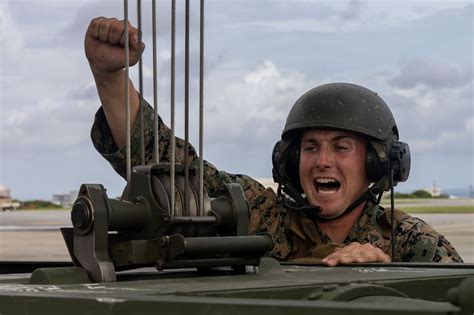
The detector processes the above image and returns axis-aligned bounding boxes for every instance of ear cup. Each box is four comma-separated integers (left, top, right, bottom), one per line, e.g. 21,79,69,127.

272,140,287,184
366,140,411,185
390,141,411,183
286,138,301,192
272,138,303,193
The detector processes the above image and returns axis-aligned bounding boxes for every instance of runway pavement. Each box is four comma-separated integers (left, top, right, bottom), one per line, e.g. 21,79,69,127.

0,209,473,262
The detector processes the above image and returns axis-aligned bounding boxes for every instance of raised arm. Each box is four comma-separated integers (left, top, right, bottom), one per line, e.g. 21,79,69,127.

86,17,282,252
85,17,144,148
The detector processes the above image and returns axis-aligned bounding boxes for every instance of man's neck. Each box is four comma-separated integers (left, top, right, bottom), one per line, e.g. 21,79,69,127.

316,202,367,243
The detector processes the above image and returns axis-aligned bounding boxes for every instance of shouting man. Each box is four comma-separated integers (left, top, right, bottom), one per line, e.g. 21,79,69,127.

85,17,462,265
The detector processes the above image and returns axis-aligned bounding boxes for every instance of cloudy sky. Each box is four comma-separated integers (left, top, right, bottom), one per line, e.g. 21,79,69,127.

0,0,473,200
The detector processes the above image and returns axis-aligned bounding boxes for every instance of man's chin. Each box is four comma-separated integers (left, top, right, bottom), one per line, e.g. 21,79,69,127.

308,197,346,218
315,206,346,220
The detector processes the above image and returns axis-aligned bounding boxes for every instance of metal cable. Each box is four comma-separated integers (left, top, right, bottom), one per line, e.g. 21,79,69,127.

137,0,145,165
170,0,176,216
152,0,159,163
184,0,190,215
198,0,205,215
124,0,131,183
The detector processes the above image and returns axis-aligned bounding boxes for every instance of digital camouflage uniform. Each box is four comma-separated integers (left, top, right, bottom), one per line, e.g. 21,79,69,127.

91,103,463,263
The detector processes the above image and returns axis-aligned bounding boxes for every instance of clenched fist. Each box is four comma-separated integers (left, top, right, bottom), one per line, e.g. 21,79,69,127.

84,17,145,75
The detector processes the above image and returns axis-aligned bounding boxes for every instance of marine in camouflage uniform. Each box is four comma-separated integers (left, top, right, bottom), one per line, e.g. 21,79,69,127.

91,101,463,263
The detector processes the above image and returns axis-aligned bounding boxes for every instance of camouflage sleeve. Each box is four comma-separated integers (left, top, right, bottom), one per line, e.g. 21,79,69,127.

397,219,463,263
90,102,197,179
90,101,279,232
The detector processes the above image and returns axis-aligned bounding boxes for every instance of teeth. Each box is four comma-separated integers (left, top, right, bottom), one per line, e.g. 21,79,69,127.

316,178,338,184
318,190,336,195
315,177,340,195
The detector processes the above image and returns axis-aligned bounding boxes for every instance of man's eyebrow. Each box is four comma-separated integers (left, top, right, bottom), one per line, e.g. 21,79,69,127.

301,135,356,143
301,138,318,144
331,135,356,142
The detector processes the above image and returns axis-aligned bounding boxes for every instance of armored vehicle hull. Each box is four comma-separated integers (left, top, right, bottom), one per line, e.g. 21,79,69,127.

1,260,473,314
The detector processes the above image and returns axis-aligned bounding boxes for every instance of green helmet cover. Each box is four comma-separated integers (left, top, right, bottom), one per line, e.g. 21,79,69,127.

282,82,398,142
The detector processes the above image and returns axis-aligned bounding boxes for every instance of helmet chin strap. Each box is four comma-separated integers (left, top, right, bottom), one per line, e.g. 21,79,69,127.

314,177,390,222
277,184,322,218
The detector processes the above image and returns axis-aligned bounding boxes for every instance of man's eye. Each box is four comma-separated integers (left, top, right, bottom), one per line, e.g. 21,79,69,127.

335,145,349,151
303,146,317,152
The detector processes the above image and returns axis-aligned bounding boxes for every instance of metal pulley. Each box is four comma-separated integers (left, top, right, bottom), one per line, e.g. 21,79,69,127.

63,163,272,282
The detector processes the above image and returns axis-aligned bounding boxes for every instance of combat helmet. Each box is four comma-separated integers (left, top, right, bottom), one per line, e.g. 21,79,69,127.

272,82,410,217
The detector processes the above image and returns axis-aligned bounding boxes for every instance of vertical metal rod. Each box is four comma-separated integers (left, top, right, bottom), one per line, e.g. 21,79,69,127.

124,0,131,182
152,0,159,163
170,0,176,216
184,0,190,215
137,0,145,165
198,0,205,215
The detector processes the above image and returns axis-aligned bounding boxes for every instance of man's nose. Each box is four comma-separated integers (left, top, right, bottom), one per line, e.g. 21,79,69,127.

316,147,334,170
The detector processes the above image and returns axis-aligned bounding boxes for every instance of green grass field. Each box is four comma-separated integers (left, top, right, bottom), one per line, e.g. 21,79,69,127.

377,198,473,213
381,198,469,204
401,206,474,214
379,204,474,213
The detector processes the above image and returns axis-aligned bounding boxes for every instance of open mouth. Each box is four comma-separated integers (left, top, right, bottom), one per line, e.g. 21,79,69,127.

314,177,341,195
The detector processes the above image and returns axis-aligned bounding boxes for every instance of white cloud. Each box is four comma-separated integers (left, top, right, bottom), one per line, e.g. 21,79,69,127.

0,1,23,67
466,117,474,133
1,83,98,154
412,127,473,153
392,85,438,110
388,61,474,156
203,60,311,142
219,0,470,33
390,60,472,90
159,50,172,61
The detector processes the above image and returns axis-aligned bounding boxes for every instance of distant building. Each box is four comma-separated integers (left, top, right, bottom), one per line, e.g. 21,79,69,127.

0,185,10,199
52,190,78,207
423,187,442,197
0,185,20,211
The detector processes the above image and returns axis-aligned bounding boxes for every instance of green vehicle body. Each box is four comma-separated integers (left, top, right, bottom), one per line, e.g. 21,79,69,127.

1,259,473,314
